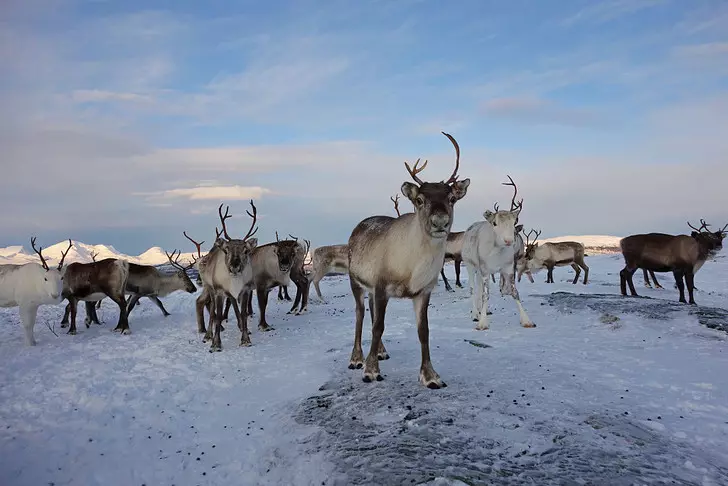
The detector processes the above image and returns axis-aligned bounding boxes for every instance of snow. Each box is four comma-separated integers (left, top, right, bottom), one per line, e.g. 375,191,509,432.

1,253,728,485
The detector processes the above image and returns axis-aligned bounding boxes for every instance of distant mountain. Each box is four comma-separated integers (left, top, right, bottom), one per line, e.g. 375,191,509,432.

0,241,201,267
540,235,623,255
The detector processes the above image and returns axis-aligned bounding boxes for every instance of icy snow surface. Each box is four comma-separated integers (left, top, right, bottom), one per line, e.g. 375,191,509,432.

1,254,728,485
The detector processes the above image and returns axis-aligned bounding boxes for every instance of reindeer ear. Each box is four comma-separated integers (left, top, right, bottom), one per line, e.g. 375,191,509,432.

246,238,258,248
691,231,699,238
515,224,523,233
401,182,419,203
483,210,495,221
450,178,470,200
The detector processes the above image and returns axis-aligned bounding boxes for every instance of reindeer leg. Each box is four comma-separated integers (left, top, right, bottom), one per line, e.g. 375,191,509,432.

363,287,388,383
247,290,254,316
61,301,70,327
84,301,96,327
651,271,663,289
441,266,453,292
313,275,326,303
236,291,251,346
684,270,696,305
475,267,490,330
621,266,639,296
126,294,142,317
467,264,480,321
20,304,39,346
210,295,223,352
527,271,534,283
68,298,78,335
365,292,388,360
571,263,580,285
580,260,589,285
277,285,284,301
283,285,291,301
222,297,231,324
508,272,535,328
643,268,652,288
348,280,366,370
256,286,274,331
455,259,463,288
111,293,130,335
196,291,208,335
149,296,170,317
673,269,687,304
414,291,445,389
96,298,103,309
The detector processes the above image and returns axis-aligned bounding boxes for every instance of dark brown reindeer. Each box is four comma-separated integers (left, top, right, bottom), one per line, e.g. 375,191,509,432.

193,201,259,351
61,258,131,335
440,231,465,292
60,248,102,327
619,219,726,305
347,131,470,388
287,236,312,315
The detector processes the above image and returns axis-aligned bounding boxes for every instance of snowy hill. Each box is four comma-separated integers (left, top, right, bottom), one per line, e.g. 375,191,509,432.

540,235,623,255
0,241,200,267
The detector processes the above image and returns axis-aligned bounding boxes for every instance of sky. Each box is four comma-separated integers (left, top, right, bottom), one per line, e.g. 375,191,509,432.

1,0,727,255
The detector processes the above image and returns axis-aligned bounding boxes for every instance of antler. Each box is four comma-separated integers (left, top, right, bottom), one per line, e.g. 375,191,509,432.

243,199,258,241
404,158,428,185
524,228,541,247
166,249,194,271
503,175,520,211
687,219,710,233
493,202,500,212
391,194,401,217
183,231,205,258
57,239,72,270
288,233,299,241
30,237,50,271
441,131,460,184
275,231,280,242
217,203,233,240
90,250,99,262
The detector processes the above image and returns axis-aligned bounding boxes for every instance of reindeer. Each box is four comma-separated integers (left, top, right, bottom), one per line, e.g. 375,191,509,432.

61,248,102,327
0,238,71,345
516,230,589,284
619,220,726,305
192,202,258,351
309,244,349,302
347,131,470,388
440,231,465,292
61,257,131,335
125,250,197,316
462,176,535,331
285,235,312,315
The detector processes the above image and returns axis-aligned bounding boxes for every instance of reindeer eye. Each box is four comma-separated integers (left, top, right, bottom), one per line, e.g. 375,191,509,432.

415,196,425,207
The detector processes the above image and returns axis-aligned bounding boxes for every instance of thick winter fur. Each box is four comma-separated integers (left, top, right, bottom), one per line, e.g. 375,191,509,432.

619,224,725,304
61,258,131,335
0,263,64,345
462,209,535,331
516,241,589,284
347,131,470,389
440,231,465,291
310,244,349,302
196,237,257,351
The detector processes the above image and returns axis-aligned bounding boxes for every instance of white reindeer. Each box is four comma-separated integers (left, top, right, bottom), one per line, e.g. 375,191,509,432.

0,238,72,345
462,176,535,330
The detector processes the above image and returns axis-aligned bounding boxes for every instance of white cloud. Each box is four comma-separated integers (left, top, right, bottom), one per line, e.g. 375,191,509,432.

480,96,606,127
561,0,667,26
72,90,154,103
139,185,272,201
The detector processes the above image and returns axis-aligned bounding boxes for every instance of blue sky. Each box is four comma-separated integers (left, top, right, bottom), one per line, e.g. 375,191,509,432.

1,0,727,254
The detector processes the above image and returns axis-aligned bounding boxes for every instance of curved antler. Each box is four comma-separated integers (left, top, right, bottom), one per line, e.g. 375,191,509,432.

218,203,232,240
243,200,258,241
687,220,710,233
493,202,500,212
524,228,541,247
57,239,72,270
441,131,460,184
391,194,401,216
30,237,50,271
183,231,205,257
288,233,299,241
503,175,520,211
404,158,428,185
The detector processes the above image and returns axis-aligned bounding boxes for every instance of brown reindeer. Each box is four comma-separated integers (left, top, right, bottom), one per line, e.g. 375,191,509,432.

61,258,131,335
619,219,726,305
125,250,197,316
287,236,312,315
347,131,470,388
440,231,465,292
309,244,349,303
516,231,589,284
192,202,258,351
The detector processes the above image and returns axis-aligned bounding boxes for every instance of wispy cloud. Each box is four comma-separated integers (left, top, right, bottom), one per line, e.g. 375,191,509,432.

138,185,273,202
480,97,606,128
560,0,668,26
72,90,154,104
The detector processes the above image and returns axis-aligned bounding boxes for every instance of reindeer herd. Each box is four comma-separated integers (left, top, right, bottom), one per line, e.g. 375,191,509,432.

1,131,726,388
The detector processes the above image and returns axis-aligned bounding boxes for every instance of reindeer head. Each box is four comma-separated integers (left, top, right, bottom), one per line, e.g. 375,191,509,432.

30,237,72,302
165,249,198,293
688,219,726,254
483,175,523,247
215,201,259,276
401,132,470,239
274,232,300,273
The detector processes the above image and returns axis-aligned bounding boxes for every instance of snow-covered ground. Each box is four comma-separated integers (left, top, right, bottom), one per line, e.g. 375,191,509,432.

1,253,728,485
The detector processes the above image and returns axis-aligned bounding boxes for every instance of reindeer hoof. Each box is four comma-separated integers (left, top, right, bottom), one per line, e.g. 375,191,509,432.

67,329,76,335
362,373,382,383
522,322,536,328
348,362,364,370
377,352,390,361
258,325,274,332
239,341,252,347
427,381,447,389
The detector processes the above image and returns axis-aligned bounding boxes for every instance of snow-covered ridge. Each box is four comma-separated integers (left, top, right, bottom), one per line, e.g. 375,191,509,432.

0,241,201,266
537,235,623,255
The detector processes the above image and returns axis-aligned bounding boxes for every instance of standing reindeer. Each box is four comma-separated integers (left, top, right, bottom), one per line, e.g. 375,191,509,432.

309,244,349,302
125,250,197,316
619,220,726,305
462,175,535,330
0,238,71,345
440,231,465,292
192,202,258,351
285,235,312,315
347,131,470,388
516,230,589,284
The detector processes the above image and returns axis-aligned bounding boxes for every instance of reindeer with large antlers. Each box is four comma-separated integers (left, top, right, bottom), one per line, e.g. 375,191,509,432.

347,131,470,388
192,201,258,351
619,219,726,304
1,238,71,345
462,175,535,330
